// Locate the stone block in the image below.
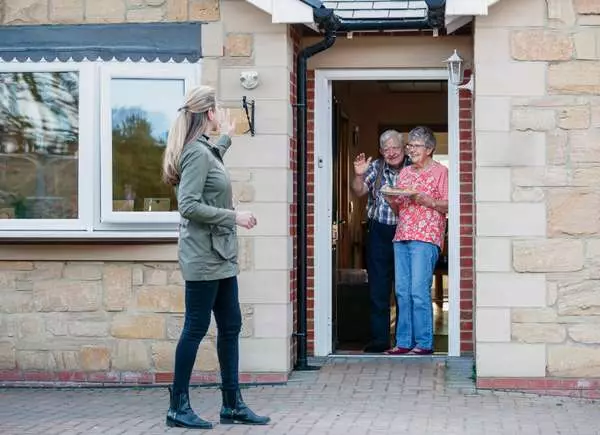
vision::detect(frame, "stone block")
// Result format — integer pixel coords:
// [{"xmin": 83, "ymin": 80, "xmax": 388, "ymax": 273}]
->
[
  {"xmin": 574, "ymin": 30, "xmax": 598, "ymax": 60},
  {"xmin": 143, "ymin": 268, "xmax": 168, "ymax": 286},
  {"xmin": 0, "ymin": 293, "xmax": 34, "ymax": 314},
  {"xmin": 237, "ymin": 238, "xmax": 254, "ymax": 272},
  {"xmin": 17, "ymin": 316, "xmax": 44, "ymax": 339},
  {"xmin": 512, "ymin": 187, "xmax": 545, "ymax": 202},
  {"xmin": 475, "ymin": 238, "xmax": 511, "ymax": 272},
  {"xmin": 221, "ymin": 0, "xmax": 286, "ymax": 34},
  {"xmin": 473, "ymin": 28, "xmax": 510, "ymax": 63},
  {"xmin": 254, "ymin": 237, "xmax": 292, "ymax": 271},
  {"xmin": 557, "ymin": 106, "xmax": 590, "ymax": 129},
  {"xmin": 476, "ymin": 61, "xmax": 546, "ymax": 97},
  {"xmin": 4, "ymin": 0, "xmax": 48, "ymax": 24},
  {"xmin": 548, "ymin": 344, "xmax": 600, "ymax": 377},
  {"xmin": 548, "ymin": 281, "xmax": 559, "ymax": 305},
  {"xmin": 569, "ymin": 129, "xmax": 600, "ymax": 163},
  {"xmin": 557, "ymin": 280, "xmax": 600, "ymax": 315},
  {"xmin": 85, "ymin": 0, "xmax": 125, "ymax": 22},
  {"xmin": 137, "ymin": 285, "xmax": 184, "ymax": 313},
  {"xmin": 548, "ymin": 190, "xmax": 600, "ymax": 236},
  {"xmin": 512, "ymin": 323, "xmax": 566, "ymax": 343},
  {"xmin": 33, "ymin": 281, "xmax": 101, "ymax": 312},
  {"xmin": 569, "ymin": 324, "xmax": 600, "ymax": 343},
  {"xmin": 476, "ymin": 273, "xmax": 546, "ymax": 307},
  {"xmin": 549, "ymin": 61, "xmax": 600, "ymax": 95},
  {"xmin": 0, "ymin": 342, "xmax": 16, "ymax": 369},
  {"xmin": 103, "ymin": 265, "xmax": 132, "ymax": 312},
  {"xmin": 476, "ymin": 343, "xmax": 546, "ymax": 377},
  {"xmin": 517, "ymin": 168, "xmax": 567, "ymax": 192},
  {"xmin": 0, "ymin": 261, "xmax": 34, "ymax": 271},
  {"xmin": 51, "ymin": 350, "xmax": 80, "ymax": 371},
  {"xmin": 152, "ymin": 341, "xmax": 175, "ymax": 371},
  {"xmin": 220, "ymin": 67, "xmax": 288, "ymax": 101},
  {"xmin": 126, "ymin": 6, "xmax": 166, "ymax": 22},
  {"xmin": 237, "ymin": 271, "xmax": 289, "ymax": 304},
  {"xmin": 168, "ymin": 270, "xmax": 184, "ymax": 285},
  {"xmin": 17, "ymin": 350, "xmax": 52, "ymax": 370},
  {"xmin": 476, "ymin": 167, "xmax": 511, "ymax": 201},
  {"xmin": 166, "ymin": 0, "xmax": 187, "ymax": 20},
  {"xmin": 68, "ymin": 316, "xmax": 109, "ymax": 337},
  {"xmin": 511, "ymin": 108, "xmax": 556, "ymax": 132},
  {"xmin": 572, "ymin": 167, "xmax": 600, "ymax": 187},
  {"xmin": 202, "ymin": 22, "xmax": 224, "ymax": 58},
  {"xmin": 194, "ymin": 340, "xmax": 219, "ymax": 371},
  {"xmin": 254, "ymin": 33, "xmax": 289, "ymax": 67},
  {"xmin": 49, "ymin": 0, "xmax": 83, "ymax": 23},
  {"xmin": 547, "ymin": 0, "xmax": 577, "ymax": 26},
  {"xmin": 475, "ymin": 308, "xmax": 510, "ymax": 342},
  {"xmin": 112, "ymin": 340, "xmax": 150, "ymax": 371},
  {"xmin": 80, "ymin": 345, "xmax": 111, "ymax": 371},
  {"xmin": 477, "ymin": 203, "xmax": 546, "ymax": 237},
  {"xmin": 512, "ymin": 308, "xmax": 558, "ymax": 323},
  {"xmin": 547, "ymin": 130, "xmax": 568, "ymax": 165},
  {"xmin": 227, "ymin": 108, "xmax": 251, "ymax": 136},
  {"xmin": 63, "ymin": 263, "xmax": 102, "ymax": 281},
  {"xmin": 111, "ymin": 314, "xmax": 165, "ymax": 339},
  {"xmin": 251, "ymin": 169, "xmax": 291, "ymax": 202},
  {"xmin": 232, "ymin": 181, "xmax": 256, "ymax": 202},
  {"xmin": 475, "ymin": 131, "xmax": 546, "ymax": 167},
  {"xmin": 31, "ymin": 262, "xmax": 64, "ymax": 280},
  {"xmin": 586, "ymin": 239, "xmax": 600, "ymax": 278},
  {"xmin": 477, "ymin": 0, "xmax": 545, "ymax": 27},
  {"xmin": 475, "ymin": 97, "xmax": 510, "ymax": 132},
  {"xmin": 511, "ymin": 30, "xmax": 573, "ymax": 61},
  {"xmin": 239, "ymin": 338, "xmax": 289, "ymax": 372},
  {"xmin": 252, "ymin": 304, "xmax": 290, "ymax": 338},
  {"xmin": 236, "ymin": 203, "xmax": 288, "ymax": 237},
  {"xmin": 574, "ymin": 0, "xmax": 600, "ymax": 14},
  {"xmin": 226, "ymin": 33, "xmax": 253, "ymax": 57},
  {"xmin": 190, "ymin": 0, "xmax": 220, "ymax": 21},
  {"xmin": 513, "ymin": 239, "xmax": 584, "ymax": 273},
  {"xmin": 45, "ymin": 315, "xmax": 67, "ymax": 336},
  {"xmin": 223, "ymin": 135, "xmax": 289, "ymax": 169}
]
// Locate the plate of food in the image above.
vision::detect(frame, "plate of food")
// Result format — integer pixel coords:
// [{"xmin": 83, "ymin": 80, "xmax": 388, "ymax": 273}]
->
[{"xmin": 380, "ymin": 185, "xmax": 416, "ymax": 197}]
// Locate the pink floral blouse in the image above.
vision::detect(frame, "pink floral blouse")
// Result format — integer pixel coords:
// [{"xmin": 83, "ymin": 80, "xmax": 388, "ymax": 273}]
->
[{"xmin": 392, "ymin": 160, "xmax": 448, "ymax": 249}]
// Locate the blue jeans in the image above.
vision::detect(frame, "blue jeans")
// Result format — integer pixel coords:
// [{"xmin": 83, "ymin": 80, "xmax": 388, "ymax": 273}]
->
[
  {"xmin": 366, "ymin": 220, "xmax": 396, "ymax": 347},
  {"xmin": 173, "ymin": 277, "xmax": 241, "ymax": 392},
  {"xmin": 393, "ymin": 241, "xmax": 440, "ymax": 350}
]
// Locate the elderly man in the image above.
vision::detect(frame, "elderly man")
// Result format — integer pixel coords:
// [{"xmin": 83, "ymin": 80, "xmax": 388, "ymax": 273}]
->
[{"xmin": 352, "ymin": 129, "xmax": 409, "ymax": 353}]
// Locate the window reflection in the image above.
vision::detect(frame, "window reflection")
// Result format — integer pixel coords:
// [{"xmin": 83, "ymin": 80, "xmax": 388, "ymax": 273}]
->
[
  {"xmin": 0, "ymin": 72, "xmax": 79, "ymax": 219},
  {"xmin": 111, "ymin": 78, "xmax": 182, "ymax": 213}
]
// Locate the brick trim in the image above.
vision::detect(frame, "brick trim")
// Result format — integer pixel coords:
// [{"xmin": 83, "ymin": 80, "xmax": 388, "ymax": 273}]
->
[
  {"xmin": 477, "ymin": 377, "xmax": 600, "ymax": 399},
  {"xmin": 0, "ymin": 370, "xmax": 288, "ymax": 387}
]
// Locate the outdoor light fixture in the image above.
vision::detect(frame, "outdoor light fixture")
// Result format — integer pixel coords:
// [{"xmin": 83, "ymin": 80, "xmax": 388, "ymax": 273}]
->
[{"xmin": 445, "ymin": 49, "xmax": 464, "ymax": 86}]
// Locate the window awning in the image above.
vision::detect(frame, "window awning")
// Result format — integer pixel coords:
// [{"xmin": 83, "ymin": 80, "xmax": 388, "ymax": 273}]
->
[{"xmin": 0, "ymin": 22, "xmax": 202, "ymax": 63}]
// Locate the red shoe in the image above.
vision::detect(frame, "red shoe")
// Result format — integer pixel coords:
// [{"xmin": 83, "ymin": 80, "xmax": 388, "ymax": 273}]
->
[
  {"xmin": 385, "ymin": 347, "xmax": 413, "ymax": 355},
  {"xmin": 408, "ymin": 348, "xmax": 433, "ymax": 355}
]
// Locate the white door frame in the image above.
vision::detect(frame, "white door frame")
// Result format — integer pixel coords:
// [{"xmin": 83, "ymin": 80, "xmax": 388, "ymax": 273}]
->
[{"xmin": 313, "ymin": 68, "xmax": 462, "ymax": 357}]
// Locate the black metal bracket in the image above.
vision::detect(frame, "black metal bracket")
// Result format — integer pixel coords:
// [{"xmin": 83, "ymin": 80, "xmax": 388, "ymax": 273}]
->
[{"xmin": 242, "ymin": 96, "xmax": 255, "ymax": 136}]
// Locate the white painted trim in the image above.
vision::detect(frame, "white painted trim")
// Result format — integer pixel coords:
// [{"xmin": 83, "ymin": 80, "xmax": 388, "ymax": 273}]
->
[
  {"xmin": 0, "ymin": 61, "xmax": 92, "ymax": 231},
  {"xmin": 445, "ymin": 15, "xmax": 473, "ymax": 34},
  {"xmin": 314, "ymin": 68, "xmax": 462, "ymax": 357},
  {"xmin": 98, "ymin": 62, "xmax": 199, "ymax": 226},
  {"xmin": 244, "ymin": 0, "xmax": 314, "ymax": 24}
]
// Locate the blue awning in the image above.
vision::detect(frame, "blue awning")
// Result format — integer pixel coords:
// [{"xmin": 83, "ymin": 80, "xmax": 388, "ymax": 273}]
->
[{"xmin": 0, "ymin": 22, "xmax": 202, "ymax": 63}]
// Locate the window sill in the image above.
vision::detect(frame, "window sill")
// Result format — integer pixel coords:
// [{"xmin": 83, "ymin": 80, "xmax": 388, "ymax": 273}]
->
[{"xmin": 0, "ymin": 230, "xmax": 179, "ymax": 242}]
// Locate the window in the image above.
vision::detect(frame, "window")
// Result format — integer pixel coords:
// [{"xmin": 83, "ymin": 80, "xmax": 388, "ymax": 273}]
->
[{"xmin": 0, "ymin": 61, "xmax": 200, "ymax": 238}]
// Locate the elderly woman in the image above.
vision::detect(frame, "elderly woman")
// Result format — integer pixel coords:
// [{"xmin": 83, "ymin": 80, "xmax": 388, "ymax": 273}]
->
[
  {"xmin": 383, "ymin": 126, "xmax": 448, "ymax": 356},
  {"xmin": 351, "ymin": 129, "xmax": 409, "ymax": 353}
]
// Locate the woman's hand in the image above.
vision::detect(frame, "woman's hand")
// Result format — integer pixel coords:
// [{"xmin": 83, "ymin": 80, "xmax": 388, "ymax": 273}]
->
[
  {"xmin": 412, "ymin": 193, "xmax": 436, "ymax": 209},
  {"xmin": 235, "ymin": 210, "xmax": 257, "ymax": 229},
  {"xmin": 218, "ymin": 108, "xmax": 236, "ymax": 137},
  {"xmin": 353, "ymin": 153, "xmax": 372, "ymax": 177}
]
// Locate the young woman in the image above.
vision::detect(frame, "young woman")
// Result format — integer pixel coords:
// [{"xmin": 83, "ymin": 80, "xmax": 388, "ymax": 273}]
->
[{"xmin": 162, "ymin": 85, "xmax": 270, "ymax": 429}]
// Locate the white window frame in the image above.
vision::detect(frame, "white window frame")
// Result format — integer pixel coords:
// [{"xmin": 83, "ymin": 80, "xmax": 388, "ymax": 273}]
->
[
  {"xmin": 99, "ymin": 63, "xmax": 198, "ymax": 226},
  {"xmin": 0, "ymin": 61, "xmax": 95, "ymax": 232},
  {"xmin": 0, "ymin": 59, "xmax": 201, "ymax": 239}
]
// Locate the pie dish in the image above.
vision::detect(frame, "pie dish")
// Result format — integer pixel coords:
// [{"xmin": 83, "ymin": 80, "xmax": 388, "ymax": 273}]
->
[{"xmin": 380, "ymin": 185, "xmax": 416, "ymax": 196}]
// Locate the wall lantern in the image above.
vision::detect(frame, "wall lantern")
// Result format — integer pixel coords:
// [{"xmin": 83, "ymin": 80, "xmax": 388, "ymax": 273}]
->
[{"xmin": 445, "ymin": 49, "xmax": 464, "ymax": 86}]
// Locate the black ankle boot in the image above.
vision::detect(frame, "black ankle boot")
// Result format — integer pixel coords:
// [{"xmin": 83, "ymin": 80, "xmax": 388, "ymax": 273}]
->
[
  {"xmin": 166, "ymin": 386, "xmax": 213, "ymax": 429},
  {"xmin": 219, "ymin": 389, "xmax": 270, "ymax": 425}
]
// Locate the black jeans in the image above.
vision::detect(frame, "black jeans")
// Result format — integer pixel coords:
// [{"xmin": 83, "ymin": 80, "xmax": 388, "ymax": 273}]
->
[
  {"xmin": 172, "ymin": 277, "xmax": 242, "ymax": 393},
  {"xmin": 366, "ymin": 219, "xmax": 396, "ymax": 347}
]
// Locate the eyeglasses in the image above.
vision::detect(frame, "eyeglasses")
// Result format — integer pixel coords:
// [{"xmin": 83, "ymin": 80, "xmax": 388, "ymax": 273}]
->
[{"xmin": 405, "ymin": 143, "xmax": 427, "ymax": 150}]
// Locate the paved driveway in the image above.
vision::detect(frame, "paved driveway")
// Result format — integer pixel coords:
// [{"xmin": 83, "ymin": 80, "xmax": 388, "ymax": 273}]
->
[{"xmin": 1, "ymin": 357, "xmax": 599, "ymax": 435}]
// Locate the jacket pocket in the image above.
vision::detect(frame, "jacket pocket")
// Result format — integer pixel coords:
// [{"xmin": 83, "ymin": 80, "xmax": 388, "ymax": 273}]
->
[{"xmin": 210, "ymin": 230, "xmax": 237, "ymax": 261}]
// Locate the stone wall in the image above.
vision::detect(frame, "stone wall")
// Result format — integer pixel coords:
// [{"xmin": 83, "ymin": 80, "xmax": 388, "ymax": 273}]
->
[
  {"xmin": 475, "ymin": 0, "xmax": 600, "ymax": 388},
  {"xmin": 0, "ymin": 0, "xmax": 295, "ymax": 384}
]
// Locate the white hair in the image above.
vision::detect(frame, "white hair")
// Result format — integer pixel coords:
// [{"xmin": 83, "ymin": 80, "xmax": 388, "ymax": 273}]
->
[{"xmin": 379, "ymin": 129, "xmax": 403, "ymax": 149}]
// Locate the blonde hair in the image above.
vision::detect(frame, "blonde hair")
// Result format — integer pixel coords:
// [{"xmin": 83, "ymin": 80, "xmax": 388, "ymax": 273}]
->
[{"xmin": 162, "ymin": 85, "xmax": 217, "ymax": 185}]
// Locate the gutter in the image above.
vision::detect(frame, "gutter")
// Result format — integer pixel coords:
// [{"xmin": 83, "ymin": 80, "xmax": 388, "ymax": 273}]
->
[{"xmin": 294, "ymin": 1, "xmax": 446, "ymax": 371}]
